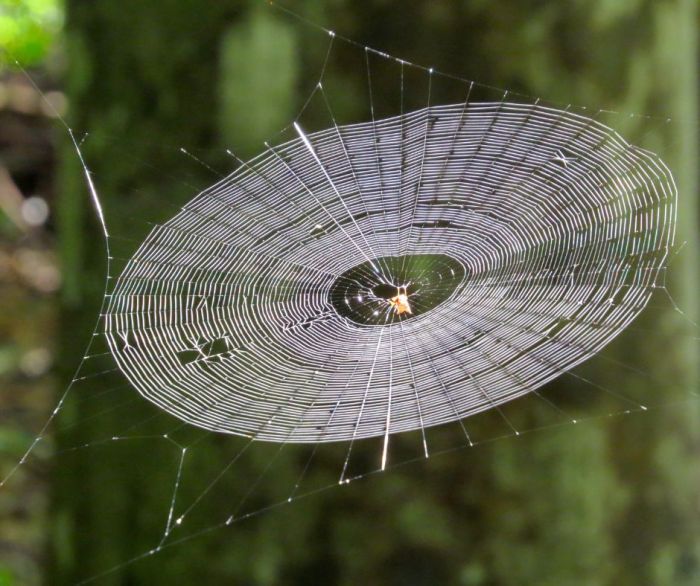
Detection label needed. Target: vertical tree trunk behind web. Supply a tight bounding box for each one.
[52,2,234,583]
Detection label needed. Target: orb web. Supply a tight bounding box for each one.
[104,101,676,444]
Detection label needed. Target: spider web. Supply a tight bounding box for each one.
[1,5,697,584]
[105,101,676,451]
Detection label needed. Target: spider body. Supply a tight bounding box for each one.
[389,287,412,315]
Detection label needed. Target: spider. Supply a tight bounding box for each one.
[388,286,412,315]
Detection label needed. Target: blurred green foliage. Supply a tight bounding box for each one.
[219,5,299,153]
[51,0,699,584]
[0,0,63,68]
[1,0,696,584]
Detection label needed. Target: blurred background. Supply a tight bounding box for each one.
[0,0,698,584]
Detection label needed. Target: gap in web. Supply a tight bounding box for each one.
[2,4,699,584]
